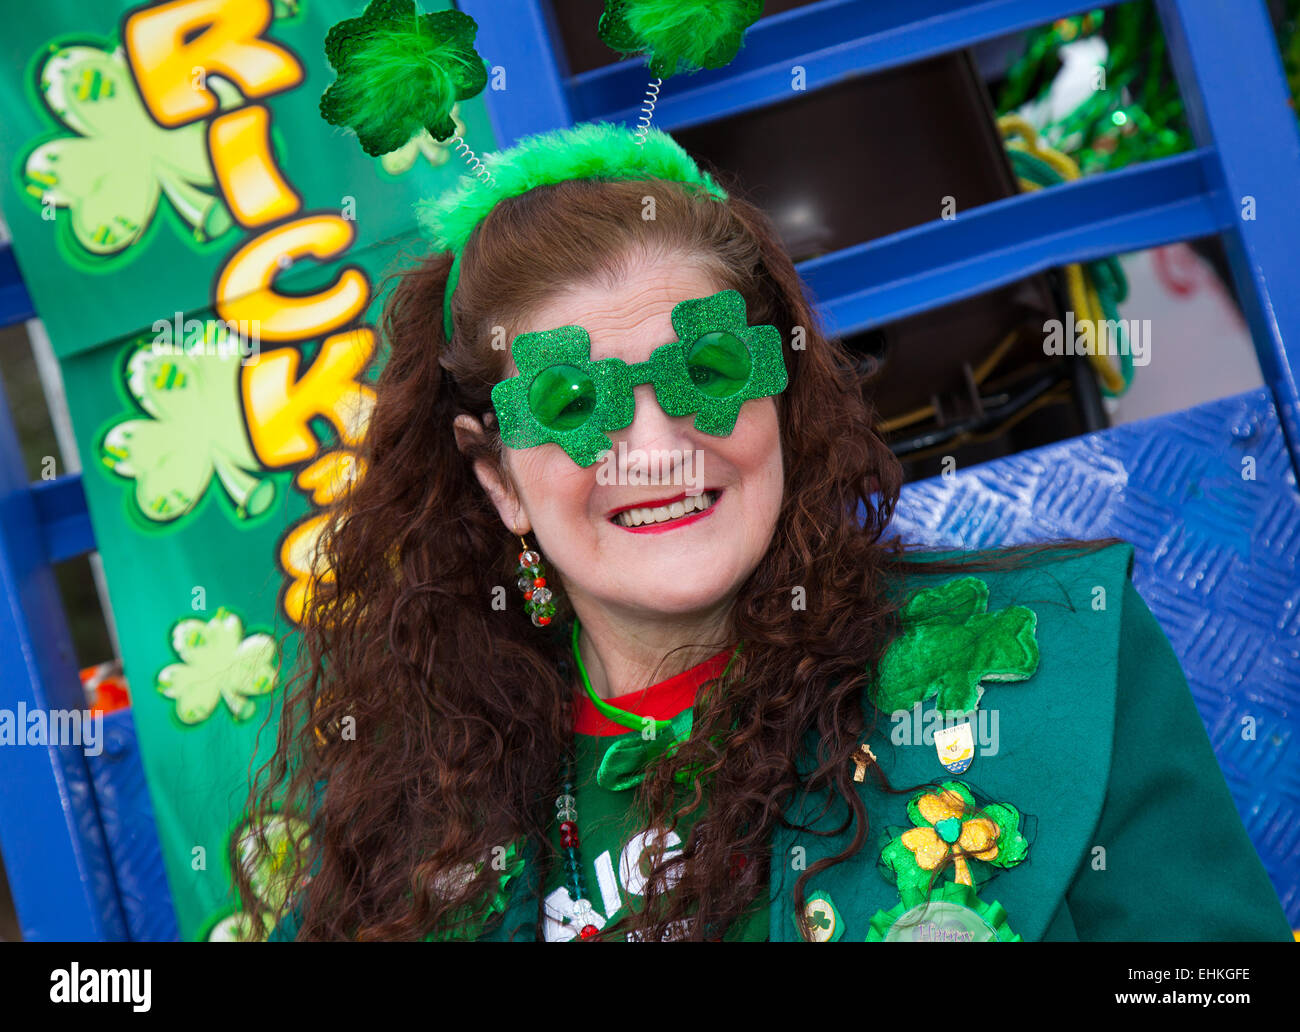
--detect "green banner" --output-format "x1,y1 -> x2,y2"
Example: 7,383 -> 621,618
0,0 -> 499,940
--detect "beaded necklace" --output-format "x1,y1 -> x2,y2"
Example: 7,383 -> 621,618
554,751 -> 600,938
555,618 -> 742,939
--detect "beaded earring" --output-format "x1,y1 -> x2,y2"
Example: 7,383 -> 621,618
517,535 -> 557,627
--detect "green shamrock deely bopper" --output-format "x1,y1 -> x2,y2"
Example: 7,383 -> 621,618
597,0 -> 765,78
318,0 -> 488,155
872,575 -> 1040,715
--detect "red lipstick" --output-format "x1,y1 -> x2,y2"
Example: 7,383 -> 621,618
607,489 -> 723,534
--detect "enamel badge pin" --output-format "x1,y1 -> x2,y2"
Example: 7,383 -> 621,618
933,721 -> 975,774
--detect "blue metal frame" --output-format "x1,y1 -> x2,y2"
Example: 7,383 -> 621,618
0,247 -> 35,326
798,150 -> 1220,338
468,0 -> 572,148
1155,0 -> 1300,481
0,368 -> 126,940
575,0 -> 1129,130
2,0 -> 1298,938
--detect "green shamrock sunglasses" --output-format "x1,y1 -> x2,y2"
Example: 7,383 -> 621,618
490,289 -> 788,467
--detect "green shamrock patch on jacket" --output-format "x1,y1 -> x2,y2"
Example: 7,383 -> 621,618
872,576 -> 1039,715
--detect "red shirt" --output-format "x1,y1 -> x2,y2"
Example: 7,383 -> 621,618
572,648 -> 737,736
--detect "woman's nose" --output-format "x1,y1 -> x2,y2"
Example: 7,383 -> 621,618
611,382 -> 697,460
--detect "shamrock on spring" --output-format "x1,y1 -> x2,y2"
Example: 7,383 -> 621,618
319,0 -> 488,156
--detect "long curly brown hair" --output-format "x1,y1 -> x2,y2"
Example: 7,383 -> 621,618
235,172 -> 1121,941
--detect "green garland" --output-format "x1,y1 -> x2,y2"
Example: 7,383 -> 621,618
996,3 -> 1191,174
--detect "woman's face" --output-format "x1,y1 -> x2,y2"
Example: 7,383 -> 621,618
464,250 -> 784,622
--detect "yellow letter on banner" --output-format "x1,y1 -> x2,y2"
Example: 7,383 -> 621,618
216,215 -> 369,341
243,328 -> 377,468
280,511 -> 334,628
296,450 -> 367,507
209,106 -> 302,228
124,0 -> 302,127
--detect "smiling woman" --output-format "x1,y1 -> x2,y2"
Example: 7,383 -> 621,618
232,1 -> 1292,945
235,141 -> 1292,943
456,253 -> 785,634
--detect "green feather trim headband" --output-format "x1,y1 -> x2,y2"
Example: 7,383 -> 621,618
319,0 -> 763,342
418,122 -> 730,341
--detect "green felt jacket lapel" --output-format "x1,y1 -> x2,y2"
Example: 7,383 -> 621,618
766,542 -> 1134,942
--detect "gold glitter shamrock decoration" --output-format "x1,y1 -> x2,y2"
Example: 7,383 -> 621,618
879,780 -> 1030,907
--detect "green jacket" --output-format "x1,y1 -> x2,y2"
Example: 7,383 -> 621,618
275,542 -> 1294,941
763,541 -> 1292,942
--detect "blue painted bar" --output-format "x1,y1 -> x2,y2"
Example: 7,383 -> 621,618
0,367 -> 126,941
576,0 -> 1125,129
30,475 -> 95,565
85,708 -> 181,942
463,0 -> 573,144
797,150 -> 1221,338
0,245 -> 37,329
1155,0 -> 1300,476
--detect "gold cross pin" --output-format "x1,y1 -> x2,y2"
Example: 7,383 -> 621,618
852,743 -> 877,783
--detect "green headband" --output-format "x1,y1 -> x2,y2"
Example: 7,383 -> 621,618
417,122 -> 729,342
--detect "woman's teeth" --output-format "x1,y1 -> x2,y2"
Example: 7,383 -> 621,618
613,491 -> 717,528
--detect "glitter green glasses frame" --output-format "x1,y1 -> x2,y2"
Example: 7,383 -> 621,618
488,289 -> 789,467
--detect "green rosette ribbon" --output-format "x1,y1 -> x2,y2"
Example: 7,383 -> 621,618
866,881 -> 1022,942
